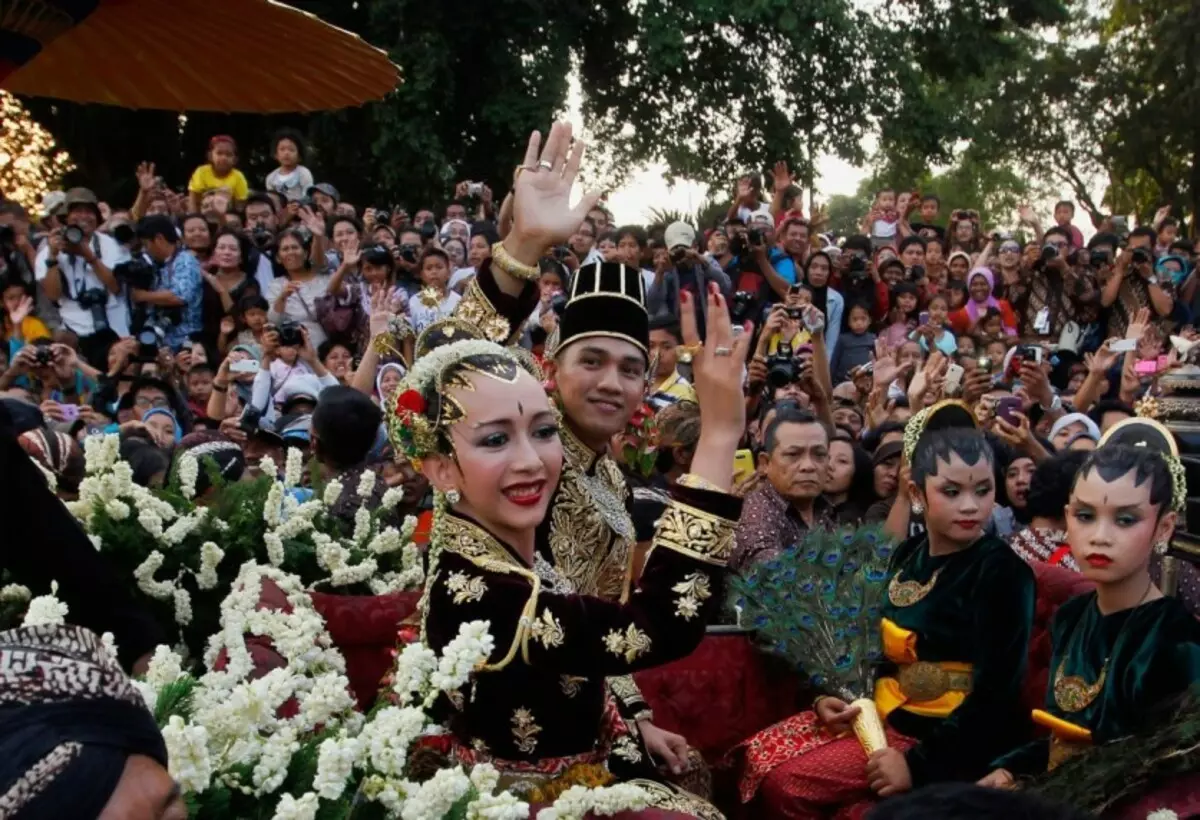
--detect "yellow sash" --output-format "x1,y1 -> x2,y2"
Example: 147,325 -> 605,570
874,618 -> 973,720
1032,709 -> 1093,771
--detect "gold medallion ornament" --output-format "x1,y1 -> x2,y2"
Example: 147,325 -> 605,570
1053,657 -> 1107,713
887,566 -> 943,607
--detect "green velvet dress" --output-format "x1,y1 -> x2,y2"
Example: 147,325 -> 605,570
882,533 -> 1037,785
995,592 -> 1200,775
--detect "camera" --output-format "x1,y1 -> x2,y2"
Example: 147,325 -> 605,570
670,246 -> 689,265
63,225 -> 85,246
552,245 -> 571,261
908,264 -> 926,281
1132,247 -> 1152,265
32,342 -> 54,367
977,355 -> 993,374
767,342 -> 798,389
466,182 -> 484,197
1089,249 -> 1110,268
361,245 -> 393,266
549,292 -> 569,317
786,306 -> 802,320
397,243 -> 420,264
135,324 -> 166,363
276,320 -> 304,348
113,258 -> 156,291
375,208 -> 391,226
747,228 -> 765,248
730,290 -> 755,323
1040,244 -> 1060,263
251,226 -> 274,248
419,220 -> 438,242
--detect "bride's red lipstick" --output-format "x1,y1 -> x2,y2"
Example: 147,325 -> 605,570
1085,554 -> 1113,568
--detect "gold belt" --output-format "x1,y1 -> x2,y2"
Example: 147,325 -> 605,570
895,660 -> 973,702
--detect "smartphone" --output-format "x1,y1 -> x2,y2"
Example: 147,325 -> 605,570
1135,359 -> 1159,375
57,403 -> 80,422
977,355 -> 994,374
230,359 -> 260,374
996,397 -> 1023,424
1018,344 -> 1043,364
944,363 -> 964,395
733,450 -> 755,484
1110,338 -> 1138,353
918,311 -> 930,326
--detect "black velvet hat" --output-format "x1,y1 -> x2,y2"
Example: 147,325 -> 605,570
556,261 -> 649,361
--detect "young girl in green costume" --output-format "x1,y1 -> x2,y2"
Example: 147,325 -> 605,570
981,418 -> 1200,784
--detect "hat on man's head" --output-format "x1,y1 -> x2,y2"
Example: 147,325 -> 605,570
664,221 -> 696,251
277,375 -> 324,414
40,190 -> 66,220
554,261 -> 649,362
63,187 -> 101,219
307,183 -> 340,203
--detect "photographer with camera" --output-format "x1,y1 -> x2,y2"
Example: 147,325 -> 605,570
34,188 -> 130,368
243,193 -> 282,292
1101,225 -> 1175,340
243,320 -> 338,431
645,222 -> 732,338
130,216 -> 203,352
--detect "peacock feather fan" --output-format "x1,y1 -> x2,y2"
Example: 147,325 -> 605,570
728,524 -> 894,702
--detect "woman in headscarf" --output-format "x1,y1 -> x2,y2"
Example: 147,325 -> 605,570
949,268 -> 1017,336
802,251 -> 843,360
0,623 -> 180,819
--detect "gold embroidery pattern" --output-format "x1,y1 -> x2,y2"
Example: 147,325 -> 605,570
612,735 -> 643,763
455,278 -> 515,344
604,624 -> 652,663
561,675 -> 589,698
1053,657 -> 1107,713
529,608 -> 565,649
652,502 -> 735,566
446,689 -> 465,711
671,572 -> 712,620
445,571 -> 488,604
623,779 -> 723,820
512,707 -> 542,754
608,674 -> 643,706
548,469 -> 632,599
471,737 -> 490,755
887,567 -> 943,607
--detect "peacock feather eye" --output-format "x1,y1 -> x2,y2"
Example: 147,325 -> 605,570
754,614 -> 769,628
799,614 -> 816,629
829,605 -> 844,619
841,532 -> 854,545
821,580 -> 836,596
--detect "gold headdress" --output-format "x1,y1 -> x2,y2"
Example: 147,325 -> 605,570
1099,416 -> 1187,516
385,335 -> 536,468
902,399 -> 976,464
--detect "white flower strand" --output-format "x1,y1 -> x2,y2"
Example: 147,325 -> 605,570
284,447 -> 304,489
357,469 -> 377,499
177,453 -> 200,499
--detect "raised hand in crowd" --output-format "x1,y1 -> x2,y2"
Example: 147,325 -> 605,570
872,338 -> 912,391
136,161 -> 158,192
907,351 -> 947,410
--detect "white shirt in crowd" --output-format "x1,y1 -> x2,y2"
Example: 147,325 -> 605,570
408,290 -> 461,333
265,273 -> 332,349
264,166 -> 314,202
34,233 -> 132,337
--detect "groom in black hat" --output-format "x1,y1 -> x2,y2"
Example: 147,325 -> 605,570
451,123 -> 703,785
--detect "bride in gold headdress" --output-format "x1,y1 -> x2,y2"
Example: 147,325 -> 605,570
387,288 -> 748,815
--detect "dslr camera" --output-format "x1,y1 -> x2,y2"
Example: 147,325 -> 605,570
32,341 -> 54,368
113,259 -> 157,291
1132,247 -> 1153,265
375,207 -> 392,227
1089,249 -> 1110,268
397,243 -> 420,264
766,342 -> 798,389
730,290 -> 755,323
1040,244 -> 1060,263
747,228 -> 765,248
63,225 -> 86,246
276,320 -> 304,348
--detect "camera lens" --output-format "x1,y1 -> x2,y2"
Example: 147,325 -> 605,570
64,225 -> 85,245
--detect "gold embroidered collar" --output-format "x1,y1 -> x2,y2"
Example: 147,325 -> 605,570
438,512 -> 530,572
560,419 -> 602,473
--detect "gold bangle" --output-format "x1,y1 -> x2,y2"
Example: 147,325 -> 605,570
676,474 -> 725,493
491,241 -> 541,282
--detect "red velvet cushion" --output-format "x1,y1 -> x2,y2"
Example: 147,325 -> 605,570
634,633 -> 801,764
311,590 -> 421,710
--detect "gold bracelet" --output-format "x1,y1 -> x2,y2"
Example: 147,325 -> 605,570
491,241 -> 541,282
676,474 -> 725,493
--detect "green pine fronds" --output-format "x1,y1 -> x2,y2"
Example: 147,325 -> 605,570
1026,685 -> 1200,814
153,676 -> 199,724
728,525 -> 895,701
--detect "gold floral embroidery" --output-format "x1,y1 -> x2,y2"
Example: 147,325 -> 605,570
455,277 -> 515,343
560,675 -> 588,698
446,689 -> 465,711
612,735 -> 643,763
471,737 -> 490,755
512,707 -> 541,754
887,567 -> 943,608
529,608 -> 565,649
604,624 -> 652,663
652,501 -> 735,566
445,571 -> 488,604
608,674 -> 643,706
548,468 -> 633,599
671,572 -> 712,620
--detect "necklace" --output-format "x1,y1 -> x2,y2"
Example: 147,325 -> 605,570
1053,578 -> 1153,713
887,548 -> 944,607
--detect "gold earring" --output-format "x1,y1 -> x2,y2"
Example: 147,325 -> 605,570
446,489 -> 462,505
911,502 -> 924,516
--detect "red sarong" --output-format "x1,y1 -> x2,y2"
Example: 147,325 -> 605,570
730,710 -> 916,820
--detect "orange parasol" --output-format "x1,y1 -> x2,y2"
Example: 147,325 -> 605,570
0,0 -> 400,112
